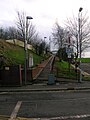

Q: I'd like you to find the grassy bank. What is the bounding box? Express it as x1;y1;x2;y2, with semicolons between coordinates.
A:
81;58;90;63
0;40;43;67
54;58;90;80
55;59;77;79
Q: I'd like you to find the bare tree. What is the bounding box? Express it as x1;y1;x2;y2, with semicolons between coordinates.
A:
52;22;66;48
0;26;17;41
0;27;4;39
16;11;25;40
7;27;17;44
28;22;36;43
52;22;68;61
65;12;90;58
16;11;36;43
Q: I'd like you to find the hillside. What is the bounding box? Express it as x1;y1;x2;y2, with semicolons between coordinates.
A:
0;39;43;67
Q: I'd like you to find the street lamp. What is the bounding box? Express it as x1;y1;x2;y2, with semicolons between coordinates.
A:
24;16;33;85
79;7;83;12
44;37;47;41
78;7;83;82
43;37;47;56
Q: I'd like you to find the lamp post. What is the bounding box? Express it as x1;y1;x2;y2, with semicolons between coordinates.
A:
49;36;51;52
44;37;47;57
24;16;33;85
78;7;83;82
44;37;47;41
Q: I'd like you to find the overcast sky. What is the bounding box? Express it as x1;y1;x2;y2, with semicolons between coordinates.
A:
0;0;90;41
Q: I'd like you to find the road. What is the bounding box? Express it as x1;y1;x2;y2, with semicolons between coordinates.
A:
0;90;90;119
81;62;90;74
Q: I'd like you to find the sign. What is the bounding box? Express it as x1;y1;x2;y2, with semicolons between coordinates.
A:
29;54;33;67
5;67;9;70
66;47;73;54
67;53;71;58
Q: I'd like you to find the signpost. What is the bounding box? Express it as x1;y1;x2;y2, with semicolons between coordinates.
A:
66;47;73;55
29;53;33;68
66;47;73;74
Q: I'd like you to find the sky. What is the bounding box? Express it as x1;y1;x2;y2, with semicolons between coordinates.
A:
0;0;90;42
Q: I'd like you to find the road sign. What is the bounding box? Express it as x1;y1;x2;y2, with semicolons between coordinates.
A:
67;53;71;58
29;53;33;67
66;47;73;53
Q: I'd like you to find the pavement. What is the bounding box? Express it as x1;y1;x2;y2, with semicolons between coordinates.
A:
0;78;90;93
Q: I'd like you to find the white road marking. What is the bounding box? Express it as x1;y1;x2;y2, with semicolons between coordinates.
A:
0;92;8;95
18;114;90;120
8;101;22;120
34;114;90;120
50;114;90;120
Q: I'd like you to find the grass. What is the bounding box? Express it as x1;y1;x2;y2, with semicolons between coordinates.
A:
55;59;77;79
5;47;24;65
54;58;90;81
0;40;43;67
81;58;90;63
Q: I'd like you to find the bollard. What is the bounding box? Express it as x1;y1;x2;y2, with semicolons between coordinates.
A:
48;73;55;85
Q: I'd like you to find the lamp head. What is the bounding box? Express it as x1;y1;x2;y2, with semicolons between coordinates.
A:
26;16;33;19
44;37;47;39
79;7;83;12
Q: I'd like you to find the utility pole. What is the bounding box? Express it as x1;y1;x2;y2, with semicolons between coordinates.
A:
78;7;83;82
24;16;33;85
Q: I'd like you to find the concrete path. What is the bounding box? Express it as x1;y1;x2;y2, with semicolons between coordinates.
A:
33;55;55;84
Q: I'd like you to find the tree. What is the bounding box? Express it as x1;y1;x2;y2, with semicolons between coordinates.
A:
0;26;17;41
38;41;46;56
0;27;4;39
0;27;9;40
52;22;65;48
32;34;42;55
52;22;68;61
7;27;17;45
65;12;90;58
16;11;36;43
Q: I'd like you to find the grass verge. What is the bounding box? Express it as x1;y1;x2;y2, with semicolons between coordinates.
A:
54;58;90;81
81;58;90;63
54;59;77;79
0;40;43;67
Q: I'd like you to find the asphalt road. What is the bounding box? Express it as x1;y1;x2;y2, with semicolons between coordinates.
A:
0;90;90;119
81;62;90;74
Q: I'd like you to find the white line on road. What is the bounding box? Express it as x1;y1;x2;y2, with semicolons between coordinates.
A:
8;101;22;120
50;114;90;120
35;114;90;120
0;92;8;95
